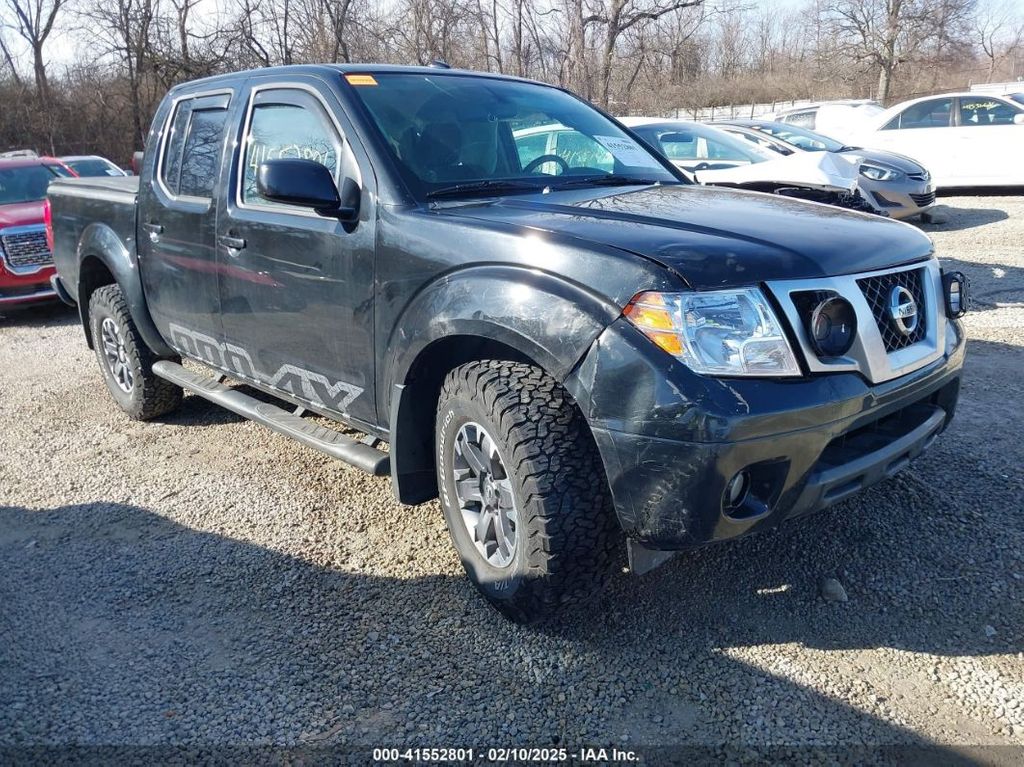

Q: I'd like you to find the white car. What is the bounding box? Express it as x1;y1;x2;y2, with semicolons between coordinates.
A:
773;100;884;138
851;93;1024;188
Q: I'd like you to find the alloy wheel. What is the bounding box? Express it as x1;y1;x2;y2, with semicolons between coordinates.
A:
451;421;519;568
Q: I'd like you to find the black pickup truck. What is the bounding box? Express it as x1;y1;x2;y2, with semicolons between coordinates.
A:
48;64;967;622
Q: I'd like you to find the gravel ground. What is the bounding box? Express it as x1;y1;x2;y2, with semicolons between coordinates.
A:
1;195;1022;759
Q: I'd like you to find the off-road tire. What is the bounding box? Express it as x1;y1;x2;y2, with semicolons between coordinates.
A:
89;284;182;420
436;360;621;623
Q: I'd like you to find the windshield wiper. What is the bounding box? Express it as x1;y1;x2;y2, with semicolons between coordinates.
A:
553;174;662;189
426;179;547;199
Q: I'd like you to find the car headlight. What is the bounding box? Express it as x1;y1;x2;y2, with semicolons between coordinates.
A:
624;288;801;377
859;163;903;182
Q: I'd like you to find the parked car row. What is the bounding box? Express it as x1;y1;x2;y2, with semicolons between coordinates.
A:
621;117;931;219
621;116;935;220
618;88;1023;222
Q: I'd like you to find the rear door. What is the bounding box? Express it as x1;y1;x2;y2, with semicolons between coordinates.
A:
138;90;234;344
954;96;1024;183
215;77;378;426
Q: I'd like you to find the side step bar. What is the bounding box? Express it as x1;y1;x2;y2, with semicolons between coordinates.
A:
152;360;390;476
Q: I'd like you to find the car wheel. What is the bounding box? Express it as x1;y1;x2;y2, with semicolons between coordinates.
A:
435;360;621;623
89;284;182;420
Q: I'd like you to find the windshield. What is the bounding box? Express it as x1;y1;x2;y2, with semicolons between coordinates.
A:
631;122;776;166
0;164;65;204
752;122;846;152
348;73;681;198
67;158;123;177
1009;93;1024;107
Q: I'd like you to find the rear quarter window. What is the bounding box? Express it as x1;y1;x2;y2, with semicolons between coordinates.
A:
160;95;230;199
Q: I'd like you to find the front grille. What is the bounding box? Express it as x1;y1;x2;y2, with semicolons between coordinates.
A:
907;171;930;183
857;268;927;352
1;226;52;272
909;191;936;207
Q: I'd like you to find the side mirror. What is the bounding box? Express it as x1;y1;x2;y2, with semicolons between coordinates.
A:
131;151;144;175
1014;114;1024;126
257;158;359;222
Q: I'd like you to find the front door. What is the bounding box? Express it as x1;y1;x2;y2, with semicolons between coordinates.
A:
215;78;378;427
870;97;955;185
139;90;234;345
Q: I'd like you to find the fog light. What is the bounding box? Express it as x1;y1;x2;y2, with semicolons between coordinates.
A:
942;270;967;318
725;471;750;509
809;297;857;357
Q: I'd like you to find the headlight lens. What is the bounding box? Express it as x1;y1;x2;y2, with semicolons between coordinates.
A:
859;163;902;181
624;288;801;377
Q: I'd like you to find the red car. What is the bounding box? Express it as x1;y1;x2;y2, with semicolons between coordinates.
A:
0;156;74;310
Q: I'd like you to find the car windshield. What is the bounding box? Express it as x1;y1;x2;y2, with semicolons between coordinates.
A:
631;122;776;165
1005;93;1024;107
752;122;846;152
67;158;123;177
0;164;65;204
348;73;681;199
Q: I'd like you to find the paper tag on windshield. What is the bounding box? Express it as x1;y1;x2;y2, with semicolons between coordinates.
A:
594;135;662;168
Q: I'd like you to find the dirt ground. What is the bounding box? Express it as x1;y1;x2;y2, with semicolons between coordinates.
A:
1;194;1022;760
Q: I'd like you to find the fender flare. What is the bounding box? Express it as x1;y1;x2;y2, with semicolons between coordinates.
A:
383;265;620;504
76;223;174;357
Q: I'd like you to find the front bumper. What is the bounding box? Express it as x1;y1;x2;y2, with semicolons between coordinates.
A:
862;177;935;220
0;262;58;309
567;316;965;551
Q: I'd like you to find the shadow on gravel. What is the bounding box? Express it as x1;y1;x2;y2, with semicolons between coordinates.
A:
919;206;1008;232
0;302;76;327
938;257;1024;312
936;187;1023;198
2;486;1018;757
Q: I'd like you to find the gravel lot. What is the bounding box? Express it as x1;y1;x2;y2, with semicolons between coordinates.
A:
1;195;1022;758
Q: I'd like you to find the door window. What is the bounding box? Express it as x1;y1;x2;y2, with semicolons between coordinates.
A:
883;98;953;130
241;90;345;208
159;96;230;199
958;97;1021;126
514;132;550;167
179;109;229;197
780;110;816;129
554;130;614;171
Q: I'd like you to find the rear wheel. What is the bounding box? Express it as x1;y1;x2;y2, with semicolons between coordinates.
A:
435;360;620;623
89;284;182;420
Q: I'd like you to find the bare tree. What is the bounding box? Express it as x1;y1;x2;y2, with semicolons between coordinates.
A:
975;0;1024;81
3;0;72;99
826;0;934;102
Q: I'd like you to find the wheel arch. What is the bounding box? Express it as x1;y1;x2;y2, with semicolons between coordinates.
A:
75;223;172;356
384;267;618;505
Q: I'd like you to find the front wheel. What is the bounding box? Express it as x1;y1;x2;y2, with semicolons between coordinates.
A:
435;360;620;623
89;283;182;420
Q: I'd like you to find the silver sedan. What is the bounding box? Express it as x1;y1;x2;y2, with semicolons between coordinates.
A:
716;120;936;221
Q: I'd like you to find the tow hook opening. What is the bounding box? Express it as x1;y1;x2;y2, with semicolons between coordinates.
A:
722;460;788;521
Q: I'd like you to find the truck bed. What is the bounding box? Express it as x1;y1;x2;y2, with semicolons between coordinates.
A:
48;176;140;306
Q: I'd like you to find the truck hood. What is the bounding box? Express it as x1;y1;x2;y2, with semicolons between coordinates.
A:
441;184;933;289
0;200;46;228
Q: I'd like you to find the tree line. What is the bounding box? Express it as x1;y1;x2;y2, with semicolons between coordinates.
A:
0;0;1021;164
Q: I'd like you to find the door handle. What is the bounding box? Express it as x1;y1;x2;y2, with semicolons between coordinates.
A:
142;222;163;242
218;235;246;252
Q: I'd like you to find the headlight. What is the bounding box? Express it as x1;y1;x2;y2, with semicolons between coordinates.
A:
859;163;903;182
624;288;801;377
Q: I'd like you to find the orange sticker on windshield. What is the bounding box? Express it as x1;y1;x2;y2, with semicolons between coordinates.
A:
345;74;378;86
